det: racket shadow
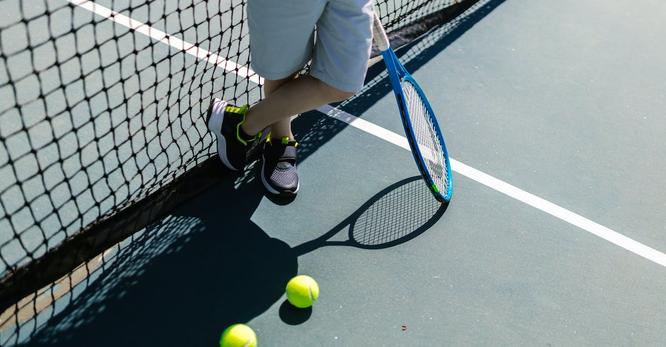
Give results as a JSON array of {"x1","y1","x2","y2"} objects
[{"x1": 293, "y1": 176, "x2": 448, "y2": 256}]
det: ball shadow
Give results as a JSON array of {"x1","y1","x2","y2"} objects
[{"x1": 278, "y1": 300, "x2": 312, "y2": 326}]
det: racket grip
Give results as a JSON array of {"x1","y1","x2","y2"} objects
[{"x1": 372, "y1": 12, "x2": 390, "y2": 52}]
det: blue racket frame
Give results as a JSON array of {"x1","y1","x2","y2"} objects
[{"x1": 381, "y1": 48, "x2": 453, "y2": 203}]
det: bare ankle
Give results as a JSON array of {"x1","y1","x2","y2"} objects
[
  {"x1": 241, "y1": 116, "x2": 260, "y2": 136},
  {"x1": 270, "y1": 132, "x2": 293, "y2": 141}
]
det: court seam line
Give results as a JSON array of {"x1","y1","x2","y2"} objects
[{"x1": 71, "y1": 0, "x2": 666, "y2": 268}]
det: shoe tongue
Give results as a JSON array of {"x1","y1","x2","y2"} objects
[
  {"x1": 281, "y1": 144, "x2": 297, "y2": 157},
  {"x1": 269, "y1": 137, "x2": 297, "y2": 151},
  {"x1": 268, "y1": 137, "x2": 297, "y2": 166},
  {"x1": 278, "y1": 145, "x2": 297, "y2": 166}
]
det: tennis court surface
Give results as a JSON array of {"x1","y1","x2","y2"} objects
[{"x1": 1, "y1": 0, "x2": 665, "y2": 345}]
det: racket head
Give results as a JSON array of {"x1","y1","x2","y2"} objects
[{"x1": 383, "y1": 50, "x2": 453, "y2": 203}]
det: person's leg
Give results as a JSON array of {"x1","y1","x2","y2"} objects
[
  {"x1": 262, "y1": 74, "x2": 298, "y2": 140},
  {"x1": 268, "y1": 118, "x2": 293, "y2": 141},
  {"x1": 243, "y1": 0, "x2": 374, "y2": 136},
  {"x1": 257, "y1": 74, "x2": 352, "y2": 197},
  {"x1": 253, "y1": 0, "x2": 373, "y2": 197},
  {"x1": 207, "y1": 0, "x2": 324, "y2": 172},
  {"x1": 241, "y1": 76, "x2": 353, "y2": 135},
  {"x1": 208, "y1": 0, "x2": 372, "y2": 180}
]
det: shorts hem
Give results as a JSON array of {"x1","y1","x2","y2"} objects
[
  {"x1": 310, "y1": 69, "x2": 363, "y2": 94},
  {"x1": 251, "y1": 60, "x2": 309, "y2": 81}
]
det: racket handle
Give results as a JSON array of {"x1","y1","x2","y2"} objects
[{"x1": 372, "y1": 12, "x2": 390, "y2": 52}]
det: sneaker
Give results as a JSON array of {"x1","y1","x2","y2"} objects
[
  {"x1": 206, "y1": 98, "x2": 262, "y2": 171},
  {"x1": 261, "y1": 136, "x2": 300, "y2": 197}
]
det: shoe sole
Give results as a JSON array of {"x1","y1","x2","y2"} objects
[
  {"x1": 206, "y1": 98, "x2": 239, "y2": 171},
  {"x1": 260, "y1": 153, "x2": 299, "y2": 197}
]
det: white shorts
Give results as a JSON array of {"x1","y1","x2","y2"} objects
[{"x1": 247, "y1": 0, "x2": 374, "y2": 93}]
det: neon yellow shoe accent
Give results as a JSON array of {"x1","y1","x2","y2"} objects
[
  {"x1": 277, "y1": 136, "x2": 299, "y2": 147},
  {"x1": 225, "y1": 105, "x2": 247, "y2": 114},
  {"x1": 228, "y1": 104, "x2": 253, "y2": 146}
]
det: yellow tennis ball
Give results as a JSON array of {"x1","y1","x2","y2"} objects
[
  {"x1": 286, "y1": 275, "x2": 319, "y2": 308},
  {"x1": 219, "y1": 324, "x2": 257, "y2": 347}
]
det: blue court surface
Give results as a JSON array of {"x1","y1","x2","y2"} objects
[{"x1": 1, "y1": 0, "x2": 665, "y2": 346}]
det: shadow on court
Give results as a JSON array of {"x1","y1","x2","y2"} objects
[
  {"x1": 20, "y1": 174, "x2": 294, "y2": 346},
  {"x1": 288, "y1": 0, "x2": 507, "y2": 162},
  {"x1": 11, "y1": 1, "x2": 504, "y2": 345},
  {"x1": 340, "y1": 0, "x2": 506, "y2": 118},
  {"x1": 22, "y1": 174, "x2": 446, "y2": 346}
]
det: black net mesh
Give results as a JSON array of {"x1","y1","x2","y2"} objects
[{"x1": 0, "y1": 0, "x2": 476, "y2": 341}]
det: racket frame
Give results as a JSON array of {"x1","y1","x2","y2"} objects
[{"x1": 373, "y1": 13, "x2": 453, "y2": 202}]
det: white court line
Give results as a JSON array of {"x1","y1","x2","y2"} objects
[
  {"x1": 71, "y1": 0, "x2": 666, "y2": 268},
  {"x1": 321, "y1": 106, "x2": 666, "y2": 267},
  {"x1": 68, "y1": 0, "x2": 262, "y2": 85}
]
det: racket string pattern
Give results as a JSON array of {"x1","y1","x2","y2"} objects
[
  {"x1": 292, "y1": 176, "x2": 446, "y2": 254},
  {"x1": 401, "y1": 80, "x2": 450, "y2": 196}
]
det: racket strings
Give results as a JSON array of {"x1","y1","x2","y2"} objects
[{"x1": 401, "y1": 81, "x2": 449, "y2": 194}]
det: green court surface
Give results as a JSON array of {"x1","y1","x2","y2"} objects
[{"x1": 2, "y1": 0, "x2": 666, "y2": 346}]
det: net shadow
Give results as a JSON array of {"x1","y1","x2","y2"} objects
[
  {"x1": 6, "y1": 175, "x2": 296, "y2": 346},
  {"x1": 9, "y1": 176, "x2": 446, "y2": 346},
  {"x1": 0, "y1": 0, "x2": 503, "y2": 344}
]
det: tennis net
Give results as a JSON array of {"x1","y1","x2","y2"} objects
[{"x1": 0, "y1": 0, "x2": 477, "y2": 327}]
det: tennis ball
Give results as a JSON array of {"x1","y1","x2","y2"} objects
[
  {"x1": 286, "y1": 275, "x2": 319, "y2": 308},
  {"x1": 219, "y1": 324, "x2": 257, "y2": 347}
]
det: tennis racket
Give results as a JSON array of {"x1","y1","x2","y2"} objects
[
  {"x1": 292, "y1": 176, "x2": 445, "y2": 255},
  {"x1": 372, "y1": 12, "x2": 453, "y2": 203}
]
